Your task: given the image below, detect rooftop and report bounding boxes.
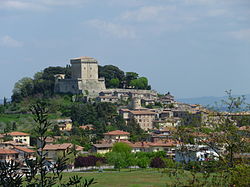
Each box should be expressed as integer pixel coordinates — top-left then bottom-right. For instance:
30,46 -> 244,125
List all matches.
14,146 -> 35,153
7,131 -> 29,136
71,56 -> 98,63
43,143 -> 83,151
104,130 -> 130,136
0,149 -> 18,154
129,110 -> 156,115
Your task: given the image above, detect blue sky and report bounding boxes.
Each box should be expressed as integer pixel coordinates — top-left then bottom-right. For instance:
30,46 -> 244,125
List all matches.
0,0 -> 249,99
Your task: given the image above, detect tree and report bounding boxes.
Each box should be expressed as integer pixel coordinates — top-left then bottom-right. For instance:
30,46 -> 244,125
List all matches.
150,157 -> 166,169
106,152 -> 128,171
171,91 -> 250,186
109,78 -> 120,88
12,77 -> 34,102
125,72 -> 138,88
99,65 -> 125,88
3,97 -> 7,106
0,100 -> 96,187
112,142 -> 132,154
136,156 -> 149,169
130,77 -> 150,90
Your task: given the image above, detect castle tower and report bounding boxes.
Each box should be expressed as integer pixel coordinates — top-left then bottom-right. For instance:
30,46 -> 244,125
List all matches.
70,56 -> 99,80
54,56 -> 106,97
131,97 -> 142,110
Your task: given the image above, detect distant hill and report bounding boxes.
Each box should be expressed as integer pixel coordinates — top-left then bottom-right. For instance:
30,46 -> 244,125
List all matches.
177,94 -> 250,109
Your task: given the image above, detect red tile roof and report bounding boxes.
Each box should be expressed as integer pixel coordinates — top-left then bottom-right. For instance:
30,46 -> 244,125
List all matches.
7,131 -> 29,136
129,110 -> 156,115
14,146 -> 35,153
104,130 -> 130,135
44,143 -> 72,150
43,143 -> 83,151
0,149 -> 18,154
2,141 -> 27,146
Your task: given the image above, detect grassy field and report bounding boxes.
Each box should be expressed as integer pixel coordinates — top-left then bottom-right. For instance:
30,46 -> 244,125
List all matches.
59,170 -> 186,187
0,113 -> 62,132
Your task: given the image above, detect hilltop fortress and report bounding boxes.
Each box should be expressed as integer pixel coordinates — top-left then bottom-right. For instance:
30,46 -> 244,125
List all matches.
54,57 -> 106,97
54,56 -> 157,99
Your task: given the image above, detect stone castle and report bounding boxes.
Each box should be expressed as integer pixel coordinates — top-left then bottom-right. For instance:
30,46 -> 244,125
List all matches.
54,56 -> 106,97
54,56 -> 157,98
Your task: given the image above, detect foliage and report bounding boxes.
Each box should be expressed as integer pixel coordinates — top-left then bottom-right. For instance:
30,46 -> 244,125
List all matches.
106,152 -> 128,170
112,142 -> 132,154
229,164 -> 250,186
150,157 -> 166,169
130,77 -> 150,90
11,66 -> 71,102
0,160 -> 23,187
109,78 -> 120,88
99,65 -> 125,89
0,100 -> 96,187
74,155 -> 106,168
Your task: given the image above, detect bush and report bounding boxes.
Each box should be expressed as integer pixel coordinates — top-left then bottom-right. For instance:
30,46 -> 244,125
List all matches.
150,157 -> 166,168
74,155 -> 105,168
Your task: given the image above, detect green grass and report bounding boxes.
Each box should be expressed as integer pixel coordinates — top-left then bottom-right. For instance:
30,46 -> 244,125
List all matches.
0,113 -> 62,133
57,170 -> 178,187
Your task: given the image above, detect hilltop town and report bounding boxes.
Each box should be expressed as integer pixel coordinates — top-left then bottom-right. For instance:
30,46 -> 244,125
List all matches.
0,56 -> 249,186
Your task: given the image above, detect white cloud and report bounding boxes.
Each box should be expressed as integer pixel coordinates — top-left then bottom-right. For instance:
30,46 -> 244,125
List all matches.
41,0 -> 87,6
0,0 -> 87,10
229,29 -> 250,42
0,0 -> 46,10
0,35 -> 23,47
121,5 -> 176,22
87,19 -> 136,39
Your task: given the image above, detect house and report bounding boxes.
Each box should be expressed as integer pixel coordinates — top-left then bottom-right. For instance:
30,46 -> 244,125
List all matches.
14,146 -> 35,160
148,140 -> 178,157
128,141 -> 150,153
6,132 -> 30,146
129,110 -> 156,130
91,143 -> 113,154
96,96 -> 119,103
175,145 -> 219,162
43,143 -> 83,161
0,141 -> 28,149
0,148 -> 19,162
55,119 -> 73,131
104,130 -> 130,142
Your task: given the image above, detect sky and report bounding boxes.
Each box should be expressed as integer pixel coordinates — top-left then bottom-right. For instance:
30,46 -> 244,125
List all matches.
0,0 -> 249,99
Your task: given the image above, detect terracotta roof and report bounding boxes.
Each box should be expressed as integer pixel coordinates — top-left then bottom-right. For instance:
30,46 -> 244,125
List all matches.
7,131 -> 29,136
120,109 -> 130,112
239,126 -> 250,131
0,149 -> 18,154
129,110 -> 156,115
44,143 -> 72,150
93,144 -> 113,148
2,141 -> 27,146
104,130 -> 130,135
43,143 -> 83,151
148,140 -> 179,147
79,125 -> 94,130
14,146 -> 35,153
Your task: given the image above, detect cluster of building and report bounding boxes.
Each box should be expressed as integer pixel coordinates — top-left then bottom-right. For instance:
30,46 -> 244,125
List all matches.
1,56 -> 249,166
0,131 -> 84,165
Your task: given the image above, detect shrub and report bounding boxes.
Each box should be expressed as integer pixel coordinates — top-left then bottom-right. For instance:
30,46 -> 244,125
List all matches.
150,157 -> 166,168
